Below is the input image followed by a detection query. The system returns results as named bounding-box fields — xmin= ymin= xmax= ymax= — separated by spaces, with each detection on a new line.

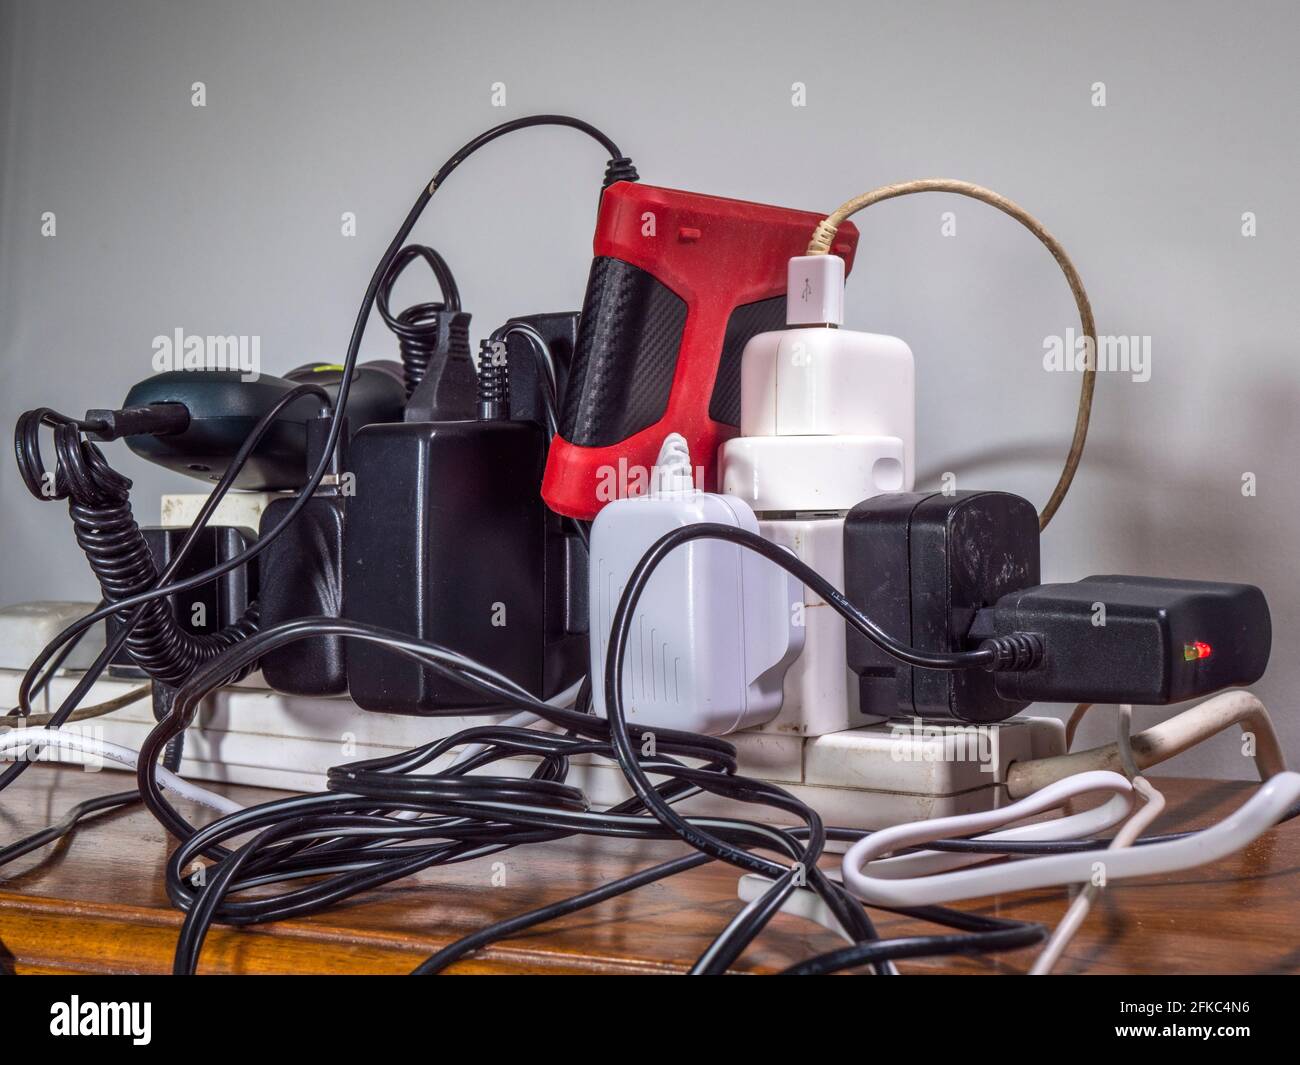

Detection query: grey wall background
xmin=2 ymin=0 xmax=1297 ymax=778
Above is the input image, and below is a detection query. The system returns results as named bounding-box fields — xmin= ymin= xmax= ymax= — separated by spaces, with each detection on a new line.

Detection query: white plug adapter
xmin=718 ymin=254 xmax=915 ymax=737
xmin=785 ymin=252 xmax=845 ymax=327
xmin=589 ymin=434 xmax=805 ymax=736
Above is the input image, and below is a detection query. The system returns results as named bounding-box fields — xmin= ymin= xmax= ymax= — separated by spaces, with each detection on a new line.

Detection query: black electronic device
xmin=115 ymin=364 xmax=405 ymax=491
xmin=844 ymin=491 xmax=1271 ymax=722
xmin=979 ymin=575 xmax=1271 ymax=706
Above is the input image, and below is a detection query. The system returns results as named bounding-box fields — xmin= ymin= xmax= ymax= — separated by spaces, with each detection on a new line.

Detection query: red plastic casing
xmin=541 ymin=183 xmax=858 ymax=520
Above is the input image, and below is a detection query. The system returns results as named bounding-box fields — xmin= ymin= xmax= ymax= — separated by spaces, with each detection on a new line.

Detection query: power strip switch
xmin=590 ymin=434 xmax=804 ymax=735
xmin=718 ymin=254 xmax=914 ymax=736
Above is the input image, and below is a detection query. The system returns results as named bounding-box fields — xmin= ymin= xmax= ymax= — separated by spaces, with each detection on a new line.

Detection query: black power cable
xmin=781 ymin=922 xmax=1046 ymax=975
xmin=120 ymin=615 xmax=873 ymax=972
xmin=410 ymin=853 xmax=711 ymax=974
xmin=607 ymin=523 xmax=1044 ymax=677
xmin=0 ymin=790 xmax=141 ymax=871
xmin=131 ymin=596 xmax=1047 ymax=974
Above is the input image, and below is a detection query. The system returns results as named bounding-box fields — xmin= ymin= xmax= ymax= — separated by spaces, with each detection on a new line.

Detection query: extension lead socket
xmin=589 ymin=435 xmax=804 ymax=734
xmin=0 ymin=662 xmax=1065 ymax=832
xmin=720 ymin=254 xmax=915 ymax=737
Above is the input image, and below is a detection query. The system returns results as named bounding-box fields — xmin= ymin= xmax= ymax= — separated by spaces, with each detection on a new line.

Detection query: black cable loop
xmin=14 ymin=406 xmax=98 ymax=500
xmin=377 ymin=244 xmax=463 ymax=397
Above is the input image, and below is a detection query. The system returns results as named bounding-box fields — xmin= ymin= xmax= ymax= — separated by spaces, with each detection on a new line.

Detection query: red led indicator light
xmin=1183 ymin=641 xmax=1213 ymax=662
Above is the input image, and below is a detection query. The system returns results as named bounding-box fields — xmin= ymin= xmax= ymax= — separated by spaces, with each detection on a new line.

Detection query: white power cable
xmin=864 ymin=791 xmax=1136 ymax=881
xmin=736 ymin=785 xmax=1131 ymax=975
xmin=1030 ymin=776 xmax=1165 ymax=974
xmin=1030 ymin=705 xmax=1165 ymax=974
xmin=0 ymin=727 xmax=242 ymax=815
xmin=841 ymin=768 xmax=1300 ymax=908
xmin=1007 ymin=690 xmax=1286 ymax=797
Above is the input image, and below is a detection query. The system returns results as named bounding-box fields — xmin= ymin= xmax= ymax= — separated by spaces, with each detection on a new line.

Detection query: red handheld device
xmin=541 ymin=182 xmax=859 ymax=520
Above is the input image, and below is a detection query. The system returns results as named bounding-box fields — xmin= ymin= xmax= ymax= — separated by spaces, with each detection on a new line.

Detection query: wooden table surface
xmin=0 ymin=764 xmax=1296 ymax=975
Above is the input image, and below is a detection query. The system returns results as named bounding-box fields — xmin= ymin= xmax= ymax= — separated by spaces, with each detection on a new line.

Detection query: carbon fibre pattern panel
xmin=560 ymin=257 xmax=687 ymax=447
xmin=707 ymin=295 xmax=788 ymax=427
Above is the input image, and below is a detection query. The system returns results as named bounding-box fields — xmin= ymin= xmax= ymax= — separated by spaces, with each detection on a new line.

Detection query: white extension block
xmin=160 ymin=491 xmax=284 ymax=531
xmin=0 ymin=668 xmax=1064 ymax=831
xmin=753 ymin=516 xmax=882 ymax=738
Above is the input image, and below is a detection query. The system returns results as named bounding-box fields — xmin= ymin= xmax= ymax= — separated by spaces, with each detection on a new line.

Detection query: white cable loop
xmin=841 ymin=768 xmax=1300 ymax=908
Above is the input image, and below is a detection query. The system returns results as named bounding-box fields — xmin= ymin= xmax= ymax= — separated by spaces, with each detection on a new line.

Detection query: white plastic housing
xmin=723 ymin=327 xmax=914 ymax=512
xmin=751 ymin=516 xmax=887 ymax=736
xmin=0 ymin=663 xmax=1065 ymax=831
xmin=786 ymin=254 xmax=845 ymax=326
xmin=716 ymin=284 xmax=916 ymax=737
xmin=589 ymin=484 xmax=805 ymax=736
xmin=721 ymin=436 xmax=905 ymax=513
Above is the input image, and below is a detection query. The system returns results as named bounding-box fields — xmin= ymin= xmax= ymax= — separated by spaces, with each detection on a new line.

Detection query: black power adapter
xmin=252 ymin=310 xmax=586 ymax=704
xmin=846 ymin=490 xmax=1041 ymax=723
xmin=975 ymin=574 xmax=1271 ymax=706
xmin=341 ymin=319 xmax=588 ymax=714
xmin=498 ymin=312 xmax=580 ymax=428
xmin=255 ymin=417 xmax=350 ymax=696
xmin=845 ymin=490 xmax=1271 ymax=722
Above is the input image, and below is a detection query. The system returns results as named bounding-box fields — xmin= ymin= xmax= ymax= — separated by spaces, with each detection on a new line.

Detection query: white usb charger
xmin=589 ymin=434 xmax=805 ymax=735
xmin=719 ymin=254 xmax=915 ymax=736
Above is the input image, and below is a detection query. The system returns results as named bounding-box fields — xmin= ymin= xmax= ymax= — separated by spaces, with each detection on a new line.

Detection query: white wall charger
xmin=589 ymin=434 xmax=805 ymax=735
xmin=719 ymin=254 xmax=916 ymax=737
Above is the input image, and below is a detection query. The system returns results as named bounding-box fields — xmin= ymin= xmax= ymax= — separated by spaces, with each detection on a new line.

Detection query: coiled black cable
xmin=476 ymin=336 xmax=510 ymax=420
xmin=377 ymin=244 xmax=466 ymax=397
xmin=14 ymin=408 xmax=260 ymax=687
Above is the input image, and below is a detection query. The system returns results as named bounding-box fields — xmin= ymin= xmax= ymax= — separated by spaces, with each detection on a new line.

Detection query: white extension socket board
xmin=0 ymin=665 xmax=1064 ymax=831
xmin=2 ymin=477 xmax=1068 ymax=832
xmin=755 ymin=515 xmax=877 ymax=738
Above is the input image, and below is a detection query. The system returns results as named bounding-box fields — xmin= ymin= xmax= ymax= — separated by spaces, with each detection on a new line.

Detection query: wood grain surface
xmin=0 ymin=765 xmax=1296 ymax=975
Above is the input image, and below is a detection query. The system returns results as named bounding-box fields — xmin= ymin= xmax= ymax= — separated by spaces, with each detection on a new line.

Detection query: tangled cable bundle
xmin=131 ymin=612 xmax=1049 ymax=976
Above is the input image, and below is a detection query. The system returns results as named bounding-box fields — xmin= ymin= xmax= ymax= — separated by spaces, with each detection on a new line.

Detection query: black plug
xmin=84 ymin=402 xmax=190 ymax=441
xmin=844 ymin=491 xmax=1272 ymax=722
xmin=975 ymin=575 xmax=1271 ymax=705
xmin=845 ymin=490 xmax=1041 ymax=723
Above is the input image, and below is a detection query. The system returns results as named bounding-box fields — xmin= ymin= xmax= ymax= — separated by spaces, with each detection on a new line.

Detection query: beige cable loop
xmin=1006 ymin=690 xmax=1287 ymax=799
xmin=1064 ymin=702 xmax=1093 ymax=749
xmin=807 ymin=179 xmax=1097 ymax=530
xmin=6 ymin=683 xmax=152 ymax=726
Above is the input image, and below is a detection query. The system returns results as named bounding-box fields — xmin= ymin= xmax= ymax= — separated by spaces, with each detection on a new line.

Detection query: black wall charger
xmin=845 ymin=490 xmax=1271 ymax=722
